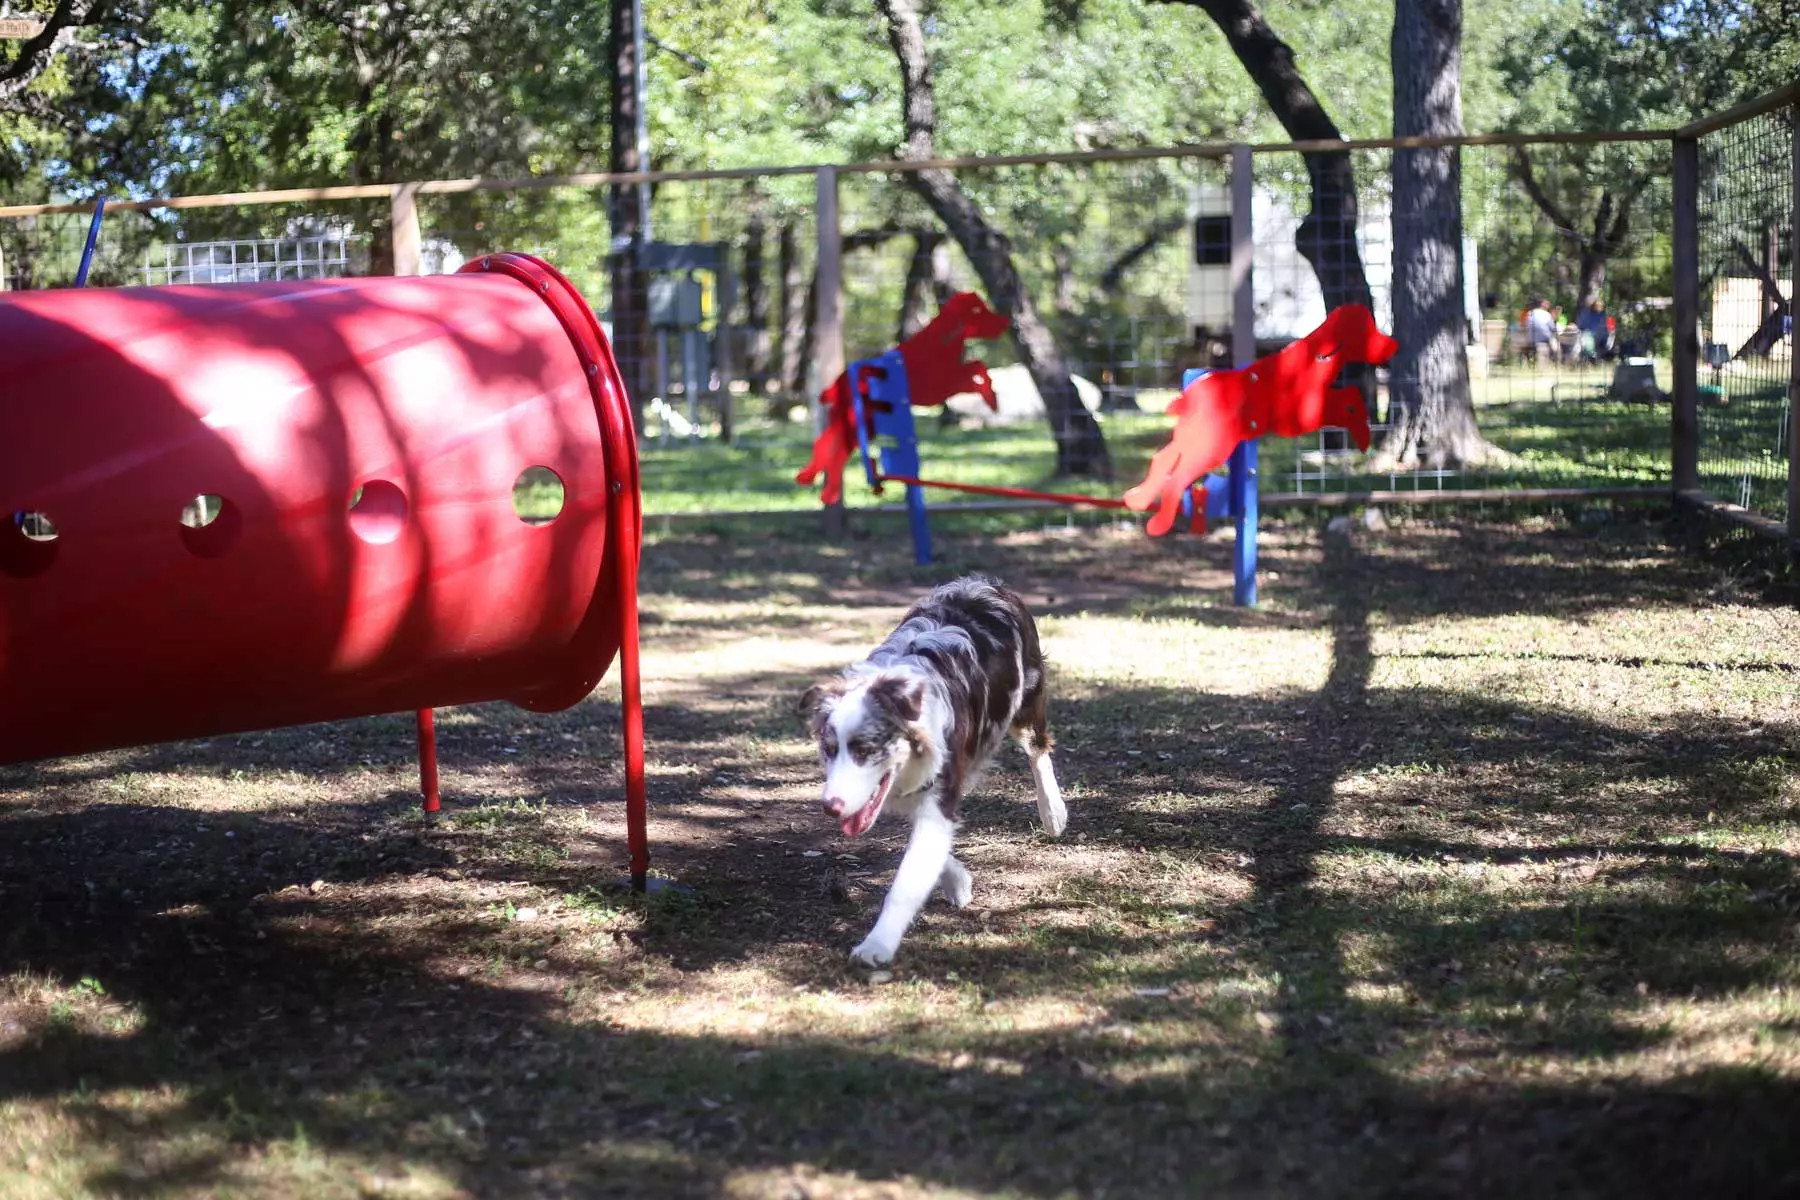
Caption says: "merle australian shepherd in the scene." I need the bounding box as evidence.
[799,575,1068,966]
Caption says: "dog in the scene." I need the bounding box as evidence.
[798,575,1067,966]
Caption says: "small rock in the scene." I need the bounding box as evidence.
[514,907,540,923]
[868,971,894,985]
[1133,987,1172,998]
[802,850,823,858]
[307,879,326,895]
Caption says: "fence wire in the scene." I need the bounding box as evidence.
[0,128,1713,519]
[1694,108,1797,523]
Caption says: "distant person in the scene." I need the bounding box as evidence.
[1527,298,1556,371]
[1577,299,1609,363]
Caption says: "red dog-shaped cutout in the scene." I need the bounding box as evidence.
[796,291,1011,505]
[1125,305,1397,536]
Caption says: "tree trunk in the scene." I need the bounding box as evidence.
[777,222,810,410]
[1374,0,1503,471]
[1510,151,1645,322]
[874,0,1109,478]
[1161,1,1377,409]
[1052,243,1078,317]
[743,210,772,393]
[899,230,946,341]
[1731,237,1793,358]
[608,0,652,431]
[1576,252,1606,312]
[366,108,399,277]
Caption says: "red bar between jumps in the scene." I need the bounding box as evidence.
[876,473,1131,509]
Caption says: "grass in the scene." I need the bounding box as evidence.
[639,362,1686,517]
[5,507,1800,1196]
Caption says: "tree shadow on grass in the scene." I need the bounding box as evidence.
[4,517,1800,1195]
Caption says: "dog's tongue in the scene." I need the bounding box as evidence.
[840,801,877,838]
[839,774,891,837]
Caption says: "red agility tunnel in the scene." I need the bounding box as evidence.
[0,253,649,885]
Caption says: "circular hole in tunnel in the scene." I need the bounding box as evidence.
[348,480,408,545]
[1,510,59,578]
[512,466,566,526]
[180,494,223,528]
[179,494,240,558]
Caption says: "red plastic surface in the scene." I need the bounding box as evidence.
[0,257,641,768]
[1124,305,1397,536]
[796,291,1009,505]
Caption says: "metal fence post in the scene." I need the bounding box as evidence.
[1230,143,1258,607]
[815,166,846,538]
[1788,103,1800,545]
[391,183,423,277]
[1671,136,1701,495]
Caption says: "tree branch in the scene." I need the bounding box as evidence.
[1508,146,1578,240]
[1153,0,1343,140]
[1154,0,1372,313]
[1598,174,1650,255]
[1731,237,1793,318]
[872,0,1109,476]
[0,0,103,103]
[1098,213,1186,291]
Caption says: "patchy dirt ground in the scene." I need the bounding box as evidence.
[4,508,1800,1199]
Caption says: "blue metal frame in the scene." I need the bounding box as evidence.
[847,350,934,565]
[74,198,106,289]
[844,362,1260,599]
[1181,368,1259,607]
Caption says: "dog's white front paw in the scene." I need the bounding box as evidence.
[1039,795,1069,838]
[850,935,897,967]
[939,860,973,908]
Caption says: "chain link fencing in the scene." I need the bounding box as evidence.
[9,101,1792,525]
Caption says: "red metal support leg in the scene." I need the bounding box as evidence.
[417,707,440,814]
[616,508,650,892]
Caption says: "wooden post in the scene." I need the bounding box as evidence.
[390,183,423,277]
[815,166,846,539]
[1788,104,1800,546]
[716,255,736,444]
[1766,220,1781,324]
[1671,136,1701,495]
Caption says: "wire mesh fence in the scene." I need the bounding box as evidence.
[1692,107,1797,524]
[10,107,1789,522]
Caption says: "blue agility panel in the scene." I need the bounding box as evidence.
[848,350,934,565]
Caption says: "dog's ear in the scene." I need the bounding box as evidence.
[797,678,847,735]
[866,673,925,723]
